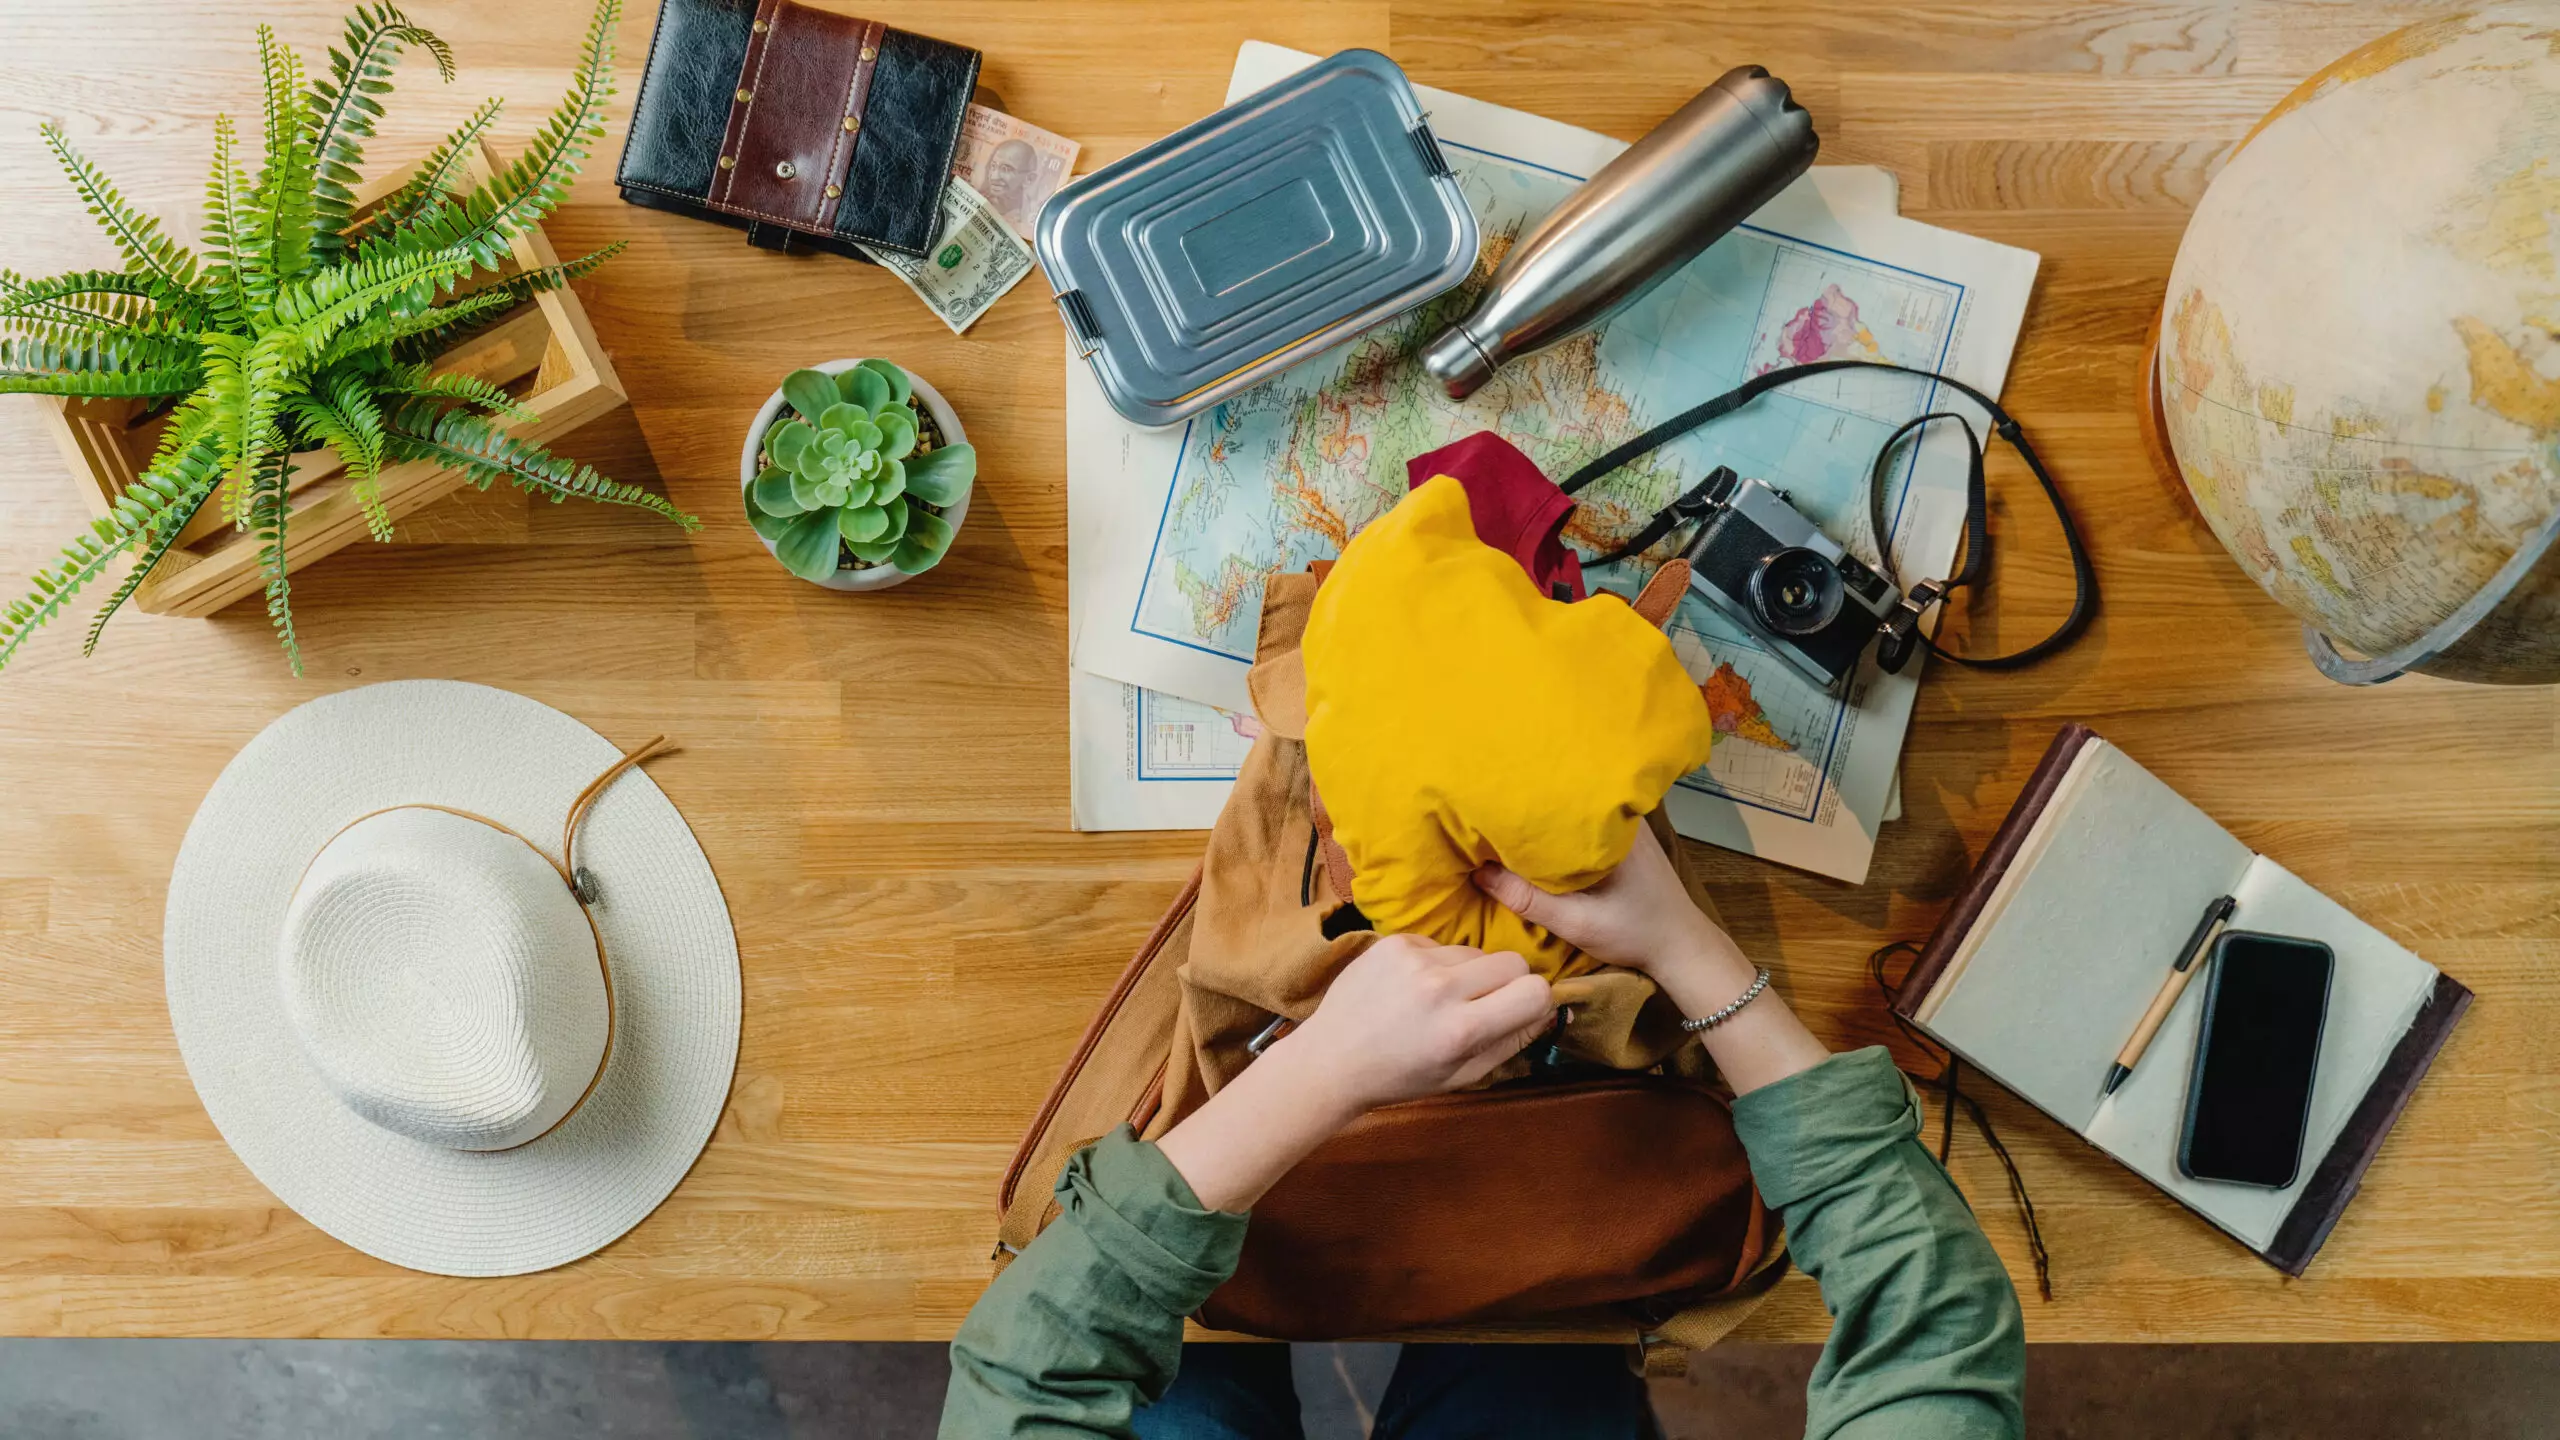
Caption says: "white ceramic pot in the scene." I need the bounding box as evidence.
[740,359,970,592]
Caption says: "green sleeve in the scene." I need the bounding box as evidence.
[1731,1046,2026,1440]
[940,1127,1247,1438]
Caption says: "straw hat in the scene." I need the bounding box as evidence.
[164,680,741,1276]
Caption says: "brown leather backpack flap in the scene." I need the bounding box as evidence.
[1200,1075,1774,1340]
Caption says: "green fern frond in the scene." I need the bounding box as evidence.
[308,4,453,261]
[1,426,226,672]
[390,368,536,424]
[385,401,698,529]
[357,96,503,246]
[38,126,202,291]
[271,245,470,333]
[403,0,619,268]
[444,239,625,314]
[245,448,303,675]
[80,421,228,655]
[329,373,394,538]
[251,26,320,288]
[0,321,201,381]
[0,332,198,396]
[0,268,173,304]
[201,115,251,323]
[285,384,398,540]
[378,287,521,364]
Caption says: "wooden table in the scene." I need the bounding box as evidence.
[1,0,2551,1342]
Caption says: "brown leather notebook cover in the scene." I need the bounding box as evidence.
[2264,969,2472,1275]
[1895,721,2469,1276]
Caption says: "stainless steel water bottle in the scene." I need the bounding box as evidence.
[1420,66,1820,398]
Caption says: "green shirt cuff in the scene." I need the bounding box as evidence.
[1054,1126,1249,1318]
[1729,1046,1926,1208]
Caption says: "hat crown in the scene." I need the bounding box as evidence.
[279,808,609,1152]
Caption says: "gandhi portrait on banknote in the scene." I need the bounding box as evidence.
[978,139,1047,233]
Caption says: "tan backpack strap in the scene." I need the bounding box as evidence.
[1246,571,1325,740]
[1631,559,1691,629]
[1305,780,1358,908]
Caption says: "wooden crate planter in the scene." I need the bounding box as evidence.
[40,139,627,619]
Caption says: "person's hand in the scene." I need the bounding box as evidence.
[1472,823,1832,1096]
[1471,821,1745,981]
[1157,934,1553,1212]
[1267,934,1555,1117]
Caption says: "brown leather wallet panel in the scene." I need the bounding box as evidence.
[712,0,882,229]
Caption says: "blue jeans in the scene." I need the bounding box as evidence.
[1133,1342,1660,1439]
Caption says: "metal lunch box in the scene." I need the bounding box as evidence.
[1034,49,1480,428]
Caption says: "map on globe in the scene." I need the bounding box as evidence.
[1070,44,2039,879]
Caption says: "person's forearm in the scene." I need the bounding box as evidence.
[1154,1031,1362,1211]
[941,1131,1248,1439]
[1649,926,1831,1094]
[1732,1048,2025,1440]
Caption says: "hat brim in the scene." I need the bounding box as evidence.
[165,680,741,1277]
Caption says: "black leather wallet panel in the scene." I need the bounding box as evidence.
[834,28,979,253]
[619,0,758,209]
[616,0,980,260]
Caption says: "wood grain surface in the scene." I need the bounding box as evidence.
[1,0,2552,1342]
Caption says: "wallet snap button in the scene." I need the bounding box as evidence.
[734,88,754,104]
[774,160,798,181]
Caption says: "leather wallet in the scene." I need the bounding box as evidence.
[618,0,981,260]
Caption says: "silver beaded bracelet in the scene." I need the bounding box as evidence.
[1679,965,1771,1033]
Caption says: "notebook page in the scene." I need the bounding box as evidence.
[1912,740,2106,1028]
[1922,742,2254,1133]
[2082,854,2439,1250]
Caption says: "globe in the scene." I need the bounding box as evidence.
[2156,4,2560,684]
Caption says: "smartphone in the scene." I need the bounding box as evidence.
[2178,931,2333,1188]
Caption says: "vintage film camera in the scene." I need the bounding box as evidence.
[1677,466,1912,693]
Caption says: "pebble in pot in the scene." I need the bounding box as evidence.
[742,360,976,591]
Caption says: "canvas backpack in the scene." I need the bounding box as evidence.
[995,559,1784,1360]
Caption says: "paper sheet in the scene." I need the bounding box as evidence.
[1069,45,2023,869]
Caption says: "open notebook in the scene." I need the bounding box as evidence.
[1894,724,2471,1274]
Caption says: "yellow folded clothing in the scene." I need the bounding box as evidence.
[1300,474,1714,979]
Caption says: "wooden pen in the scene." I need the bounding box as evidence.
[2103,894,2238,1097]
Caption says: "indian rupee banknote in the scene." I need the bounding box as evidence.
[951,104,1081,241]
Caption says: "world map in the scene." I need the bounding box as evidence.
[1125,146,1968,818]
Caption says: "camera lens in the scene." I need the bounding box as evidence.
[1749,547,1845,638]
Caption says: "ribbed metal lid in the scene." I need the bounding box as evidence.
[1035,49,1478,428]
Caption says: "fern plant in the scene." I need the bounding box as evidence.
[0,0,695,676]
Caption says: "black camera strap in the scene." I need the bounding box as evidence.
[1557,359,2097,672]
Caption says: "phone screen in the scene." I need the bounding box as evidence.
[2180,932,2333,1188]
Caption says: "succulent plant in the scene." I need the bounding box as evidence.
[747,361,975,581]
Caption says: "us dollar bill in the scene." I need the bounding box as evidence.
[857,177,1035,336]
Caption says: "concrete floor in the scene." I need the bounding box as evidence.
[2,1340,2556,1438]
